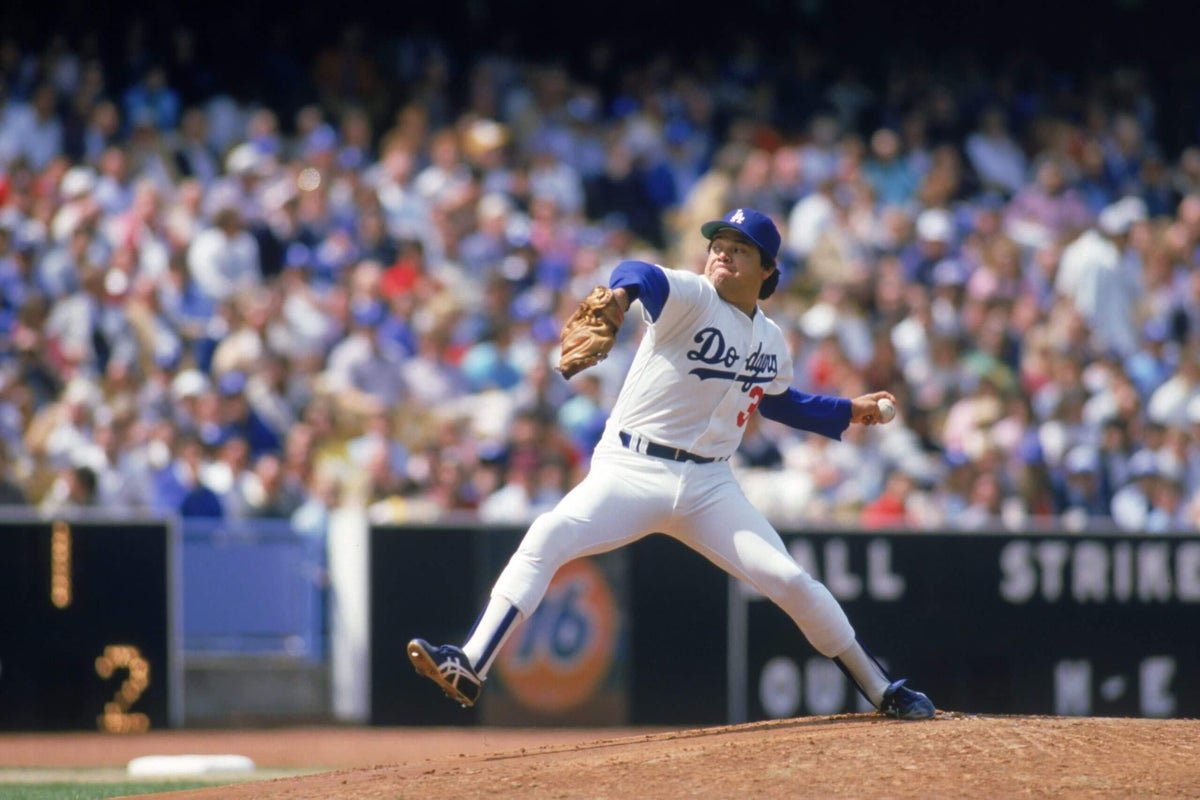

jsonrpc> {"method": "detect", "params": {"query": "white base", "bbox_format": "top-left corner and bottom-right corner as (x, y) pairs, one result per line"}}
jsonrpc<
(127, 754), (256, 777)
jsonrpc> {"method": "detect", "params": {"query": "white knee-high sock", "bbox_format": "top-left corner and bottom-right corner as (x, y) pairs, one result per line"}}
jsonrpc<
(834, 640), (892, 707)
(462, 596), (524, 679)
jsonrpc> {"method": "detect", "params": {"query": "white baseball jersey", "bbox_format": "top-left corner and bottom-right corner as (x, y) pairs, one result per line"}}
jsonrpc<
(487, 263), (858, 662)
(601, 268), (794, 459)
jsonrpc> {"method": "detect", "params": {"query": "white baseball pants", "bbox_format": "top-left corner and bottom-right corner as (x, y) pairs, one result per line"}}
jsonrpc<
(489, 442), (857, 658)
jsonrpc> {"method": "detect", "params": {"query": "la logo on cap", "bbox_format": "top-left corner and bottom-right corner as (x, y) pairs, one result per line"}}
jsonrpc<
(731, 209), (745, 224)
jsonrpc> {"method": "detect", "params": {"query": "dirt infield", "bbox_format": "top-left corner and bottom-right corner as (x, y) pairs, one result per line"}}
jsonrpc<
(4, 715), (1200, 799)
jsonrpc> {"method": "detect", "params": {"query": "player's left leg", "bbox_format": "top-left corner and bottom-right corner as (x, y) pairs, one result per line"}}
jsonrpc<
(670, 467), (934, 720)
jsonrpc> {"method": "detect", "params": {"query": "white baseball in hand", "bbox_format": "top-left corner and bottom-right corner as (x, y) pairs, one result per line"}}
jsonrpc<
(877, 398), (896, 423)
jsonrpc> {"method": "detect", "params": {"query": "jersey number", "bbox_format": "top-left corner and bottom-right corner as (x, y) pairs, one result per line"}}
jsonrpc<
(736, 386), (765, 428)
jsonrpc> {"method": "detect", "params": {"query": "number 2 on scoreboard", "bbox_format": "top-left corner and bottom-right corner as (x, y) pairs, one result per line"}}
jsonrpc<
(95, 645), (151, 733)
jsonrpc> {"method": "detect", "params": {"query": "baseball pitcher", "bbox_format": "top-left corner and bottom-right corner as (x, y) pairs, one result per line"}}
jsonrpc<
(408, 208), (935, 720)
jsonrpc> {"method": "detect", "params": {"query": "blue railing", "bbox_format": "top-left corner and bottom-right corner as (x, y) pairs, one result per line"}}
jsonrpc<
(181, 518), (326, 661)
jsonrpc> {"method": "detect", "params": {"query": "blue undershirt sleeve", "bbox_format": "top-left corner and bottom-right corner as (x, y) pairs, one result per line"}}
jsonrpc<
(608, 260), (669, 321)
(758, 388), (852, 441)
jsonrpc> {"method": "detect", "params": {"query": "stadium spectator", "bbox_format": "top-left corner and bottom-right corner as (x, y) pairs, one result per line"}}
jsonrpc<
(964, 107), (1028, 199)
(0, 440), (27, 506)
(1004, 157), (1091, 251)
(38, 463), (98, 515)
(187, 205), (262, 303)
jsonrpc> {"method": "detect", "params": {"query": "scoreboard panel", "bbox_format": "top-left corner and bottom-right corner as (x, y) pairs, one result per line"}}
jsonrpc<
(0, 518), (179, 731)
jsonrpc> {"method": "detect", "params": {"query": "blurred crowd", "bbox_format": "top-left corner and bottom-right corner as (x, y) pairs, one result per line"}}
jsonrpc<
(2, 25), (1200, 534)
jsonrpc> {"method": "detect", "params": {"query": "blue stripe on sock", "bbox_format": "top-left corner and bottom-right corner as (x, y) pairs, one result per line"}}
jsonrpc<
(476, 605), (519, 671)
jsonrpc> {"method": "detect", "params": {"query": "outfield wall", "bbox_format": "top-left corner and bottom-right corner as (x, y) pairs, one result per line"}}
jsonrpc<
(3, 516), (1196, 730)
(369, 526), (1200, 725)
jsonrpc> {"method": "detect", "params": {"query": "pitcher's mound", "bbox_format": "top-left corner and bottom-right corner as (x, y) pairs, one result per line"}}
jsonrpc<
(164, 713), (1200, 799)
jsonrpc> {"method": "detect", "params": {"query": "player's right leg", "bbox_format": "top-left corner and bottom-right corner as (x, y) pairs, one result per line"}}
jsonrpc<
(408, 448), (673, 707)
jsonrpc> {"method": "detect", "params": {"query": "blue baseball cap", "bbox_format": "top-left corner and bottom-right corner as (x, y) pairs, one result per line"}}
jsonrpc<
(701, 208), (781, 261)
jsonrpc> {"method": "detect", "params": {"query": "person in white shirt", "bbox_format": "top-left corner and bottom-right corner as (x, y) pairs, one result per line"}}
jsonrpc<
(1056, 197), (1146, 358)
(186, 206), (262, 303)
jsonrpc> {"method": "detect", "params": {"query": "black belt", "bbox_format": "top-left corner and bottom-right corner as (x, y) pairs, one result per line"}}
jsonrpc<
(619, 431), (729, 464)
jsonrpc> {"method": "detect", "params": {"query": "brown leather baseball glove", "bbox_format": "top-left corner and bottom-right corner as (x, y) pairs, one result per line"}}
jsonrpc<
(558, 285), (625, 379)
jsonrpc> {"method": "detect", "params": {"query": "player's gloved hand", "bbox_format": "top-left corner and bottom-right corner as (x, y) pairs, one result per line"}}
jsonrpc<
(558, 285), (625, 379)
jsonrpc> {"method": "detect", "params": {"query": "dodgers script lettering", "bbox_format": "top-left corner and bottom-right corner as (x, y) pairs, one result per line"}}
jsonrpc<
(686, 327), (779, 390)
